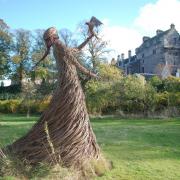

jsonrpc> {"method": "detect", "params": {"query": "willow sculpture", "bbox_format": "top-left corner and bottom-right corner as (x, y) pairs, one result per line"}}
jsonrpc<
(1, 18), (102, 167)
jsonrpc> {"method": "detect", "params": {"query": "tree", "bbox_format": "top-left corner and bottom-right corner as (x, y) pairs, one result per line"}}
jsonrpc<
(11, 29), (31, 87)
(79, 22), (109, 70)
(155, 63), (172, 78)
(0, 81), (4, 87)
(76, 22), (110, 89)
(59, 28), (77, 47)
(0, 19), (13, 78)
(21, 78), (36, 118)
(117, 75), (156, 114)
(163, 76), (180, 92)
(149, 76), (164, 92)
(31, 29), (56, 97)
(85, 63), (123, 114)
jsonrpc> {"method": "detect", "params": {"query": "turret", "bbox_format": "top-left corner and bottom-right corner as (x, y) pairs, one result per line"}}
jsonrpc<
(156, 29), (163, 35)
(170, 23), (175, 29)
(128, 50), (131, 63)
(143, 36), (150, 42)
(121, 53), (124, 60)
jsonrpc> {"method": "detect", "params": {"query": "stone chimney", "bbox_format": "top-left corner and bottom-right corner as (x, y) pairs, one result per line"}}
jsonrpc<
(156, 29), (163, 35)
(121, 53), (124, 60)
(128, 50), (131, 58)
(111, 58), (116, 65)
(170, 24), (175, 29)
(121, 53), (124, 61)
(135, 48), (139, 54)
(117, 55), (121, 61)
(143, 36), (150, 42)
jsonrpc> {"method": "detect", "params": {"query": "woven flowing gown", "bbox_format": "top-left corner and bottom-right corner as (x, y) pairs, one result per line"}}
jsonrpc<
(5, 39), (100, 167)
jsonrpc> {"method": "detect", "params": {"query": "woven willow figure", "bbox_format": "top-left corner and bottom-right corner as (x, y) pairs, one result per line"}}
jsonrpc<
(3, 25), (100, 167)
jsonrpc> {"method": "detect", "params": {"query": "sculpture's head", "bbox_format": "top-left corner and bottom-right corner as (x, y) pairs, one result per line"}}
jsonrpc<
(43, 27), (59, 48)
(39, 27), (59, 62)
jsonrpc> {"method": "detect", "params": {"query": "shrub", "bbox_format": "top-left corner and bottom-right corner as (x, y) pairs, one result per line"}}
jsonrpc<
(86, 74), (157, 115)
(36, 96), (51, 113)
(0, 97), (51, 114)
(155, 91), (180, 110)
(6, 99), (22, 113)
(0, 99), (22, 113)
(149, 76), (180, 93)
(163, 76), (180, 92)
(117, 75), (156, 114)
(168, 92), (180, 107)
(85, 64), (122, 114)
(149, 76), (164, 92)
(155, 92), (169, 110)
(0, 84), (21, 94)
(86, 80), (113, 114)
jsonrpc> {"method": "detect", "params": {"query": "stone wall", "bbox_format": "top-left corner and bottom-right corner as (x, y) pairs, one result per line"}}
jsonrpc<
(118, 24), (180, 76)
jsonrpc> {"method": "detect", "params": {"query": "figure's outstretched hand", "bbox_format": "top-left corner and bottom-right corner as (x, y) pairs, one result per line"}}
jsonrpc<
(77, 17), (102, 50)
(95, 73), (101, 81)
(85, 22), (95, 36)
(89, 70), (101, 80)
(85, 22), (99, 39)
(85, 16), (103, 39)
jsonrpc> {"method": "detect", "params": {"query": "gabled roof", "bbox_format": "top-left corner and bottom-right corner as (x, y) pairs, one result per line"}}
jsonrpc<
(139, 30), (170, 48)
(138, 25), (179, 50)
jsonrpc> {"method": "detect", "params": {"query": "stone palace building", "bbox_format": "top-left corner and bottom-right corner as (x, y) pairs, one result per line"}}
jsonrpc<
(116, 24), (180, 77)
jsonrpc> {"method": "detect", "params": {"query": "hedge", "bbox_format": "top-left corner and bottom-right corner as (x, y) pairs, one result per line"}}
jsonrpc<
(0, 98), (51, 114)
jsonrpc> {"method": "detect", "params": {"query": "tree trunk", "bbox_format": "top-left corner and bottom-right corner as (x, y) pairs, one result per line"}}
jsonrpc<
(26, 104), (30, 118)
(3, 39), (100, 167)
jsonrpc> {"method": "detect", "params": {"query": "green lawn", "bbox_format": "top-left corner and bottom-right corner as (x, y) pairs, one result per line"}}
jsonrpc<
(0, 114), (180, 180)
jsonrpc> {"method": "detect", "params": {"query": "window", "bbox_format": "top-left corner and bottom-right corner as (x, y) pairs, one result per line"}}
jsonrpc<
(142, 53), (144, 58)
(142, 67), (144, 73)
(174, 52), (178, 56)
(153, 49), (156, 55)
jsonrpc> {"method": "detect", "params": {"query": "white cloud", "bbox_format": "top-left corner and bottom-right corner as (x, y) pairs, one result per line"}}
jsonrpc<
(134, 0), (180, 36)
(0, 80), (11, 87)
(96, 0), (180, 60)
(101, 25), (142, 59)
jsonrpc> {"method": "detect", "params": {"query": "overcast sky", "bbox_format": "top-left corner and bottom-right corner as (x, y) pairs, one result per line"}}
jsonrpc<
(0, 0), (180, 59)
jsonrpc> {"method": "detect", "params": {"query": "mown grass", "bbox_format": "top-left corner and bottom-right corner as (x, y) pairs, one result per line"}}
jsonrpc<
(0, 114), (180, 180)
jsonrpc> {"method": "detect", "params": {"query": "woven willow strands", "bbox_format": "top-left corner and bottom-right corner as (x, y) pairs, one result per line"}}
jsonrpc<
(1, 29), (100, 168)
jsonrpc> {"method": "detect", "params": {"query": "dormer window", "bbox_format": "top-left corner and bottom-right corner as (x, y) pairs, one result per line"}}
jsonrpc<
(153, 49), (156, 55)
(142, 67), (144, 73)
(174, 52), (178, 56)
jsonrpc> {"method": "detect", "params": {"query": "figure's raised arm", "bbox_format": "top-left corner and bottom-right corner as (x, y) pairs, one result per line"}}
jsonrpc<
(54, 38), (97, 78)
(70, 55), (97, 78)
(77, 18), (96, 50)
(77, 17), (103, 50)
(77, 33), (94, 50)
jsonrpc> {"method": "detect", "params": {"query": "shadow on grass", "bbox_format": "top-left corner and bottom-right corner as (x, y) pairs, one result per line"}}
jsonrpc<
(0, 123), (34, 147)
(91, 117), (180, 125)
(0, 115), (180, 163)
(101, 142), (180, 161)
(92, 118), (180, 162)
(0, 114), (38, 122)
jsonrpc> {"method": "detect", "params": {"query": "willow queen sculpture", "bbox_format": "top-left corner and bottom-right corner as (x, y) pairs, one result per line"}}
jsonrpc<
(2, 18), (103, 168)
